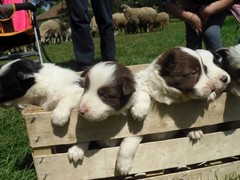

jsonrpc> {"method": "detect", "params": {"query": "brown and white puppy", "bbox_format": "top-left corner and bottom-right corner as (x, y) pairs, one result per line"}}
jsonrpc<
(215, 44), (240, 96)
(67, 61), (138, 175)
(0, 59), (83, 126)
(131, 47), (216, 121)
(77, 61), (135, 121)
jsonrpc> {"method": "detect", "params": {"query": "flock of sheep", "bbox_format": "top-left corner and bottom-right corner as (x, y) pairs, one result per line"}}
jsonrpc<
(39, 4), (170, 44)
(39, 18), (72, 45)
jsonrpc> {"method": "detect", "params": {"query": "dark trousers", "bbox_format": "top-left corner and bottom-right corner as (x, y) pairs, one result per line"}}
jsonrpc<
(66, 0), (116, 67)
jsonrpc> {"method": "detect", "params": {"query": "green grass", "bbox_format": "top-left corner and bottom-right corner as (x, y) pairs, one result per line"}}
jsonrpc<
(0, 16), (240, 180)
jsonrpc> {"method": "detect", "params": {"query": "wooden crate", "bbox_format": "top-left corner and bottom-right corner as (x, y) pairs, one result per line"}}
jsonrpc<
(21, 65), (240, 180)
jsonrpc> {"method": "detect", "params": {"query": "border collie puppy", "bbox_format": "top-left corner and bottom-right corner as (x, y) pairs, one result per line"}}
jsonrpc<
(215, 44), (240, 96)
(0, 59), (83, 126)
(67, 61), (138, 175)
(77, 61), (135, 121)
(131, 47), (216, 121)
(196, 49), (230, 96)
(184, 49), (231, 140)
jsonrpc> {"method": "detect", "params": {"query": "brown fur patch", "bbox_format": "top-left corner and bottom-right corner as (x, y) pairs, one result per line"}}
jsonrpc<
(156, 48), (202, 92)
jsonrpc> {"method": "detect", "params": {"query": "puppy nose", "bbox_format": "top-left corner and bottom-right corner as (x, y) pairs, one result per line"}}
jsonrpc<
(79, 106), (88, 115)
(221, 75), (228, 83)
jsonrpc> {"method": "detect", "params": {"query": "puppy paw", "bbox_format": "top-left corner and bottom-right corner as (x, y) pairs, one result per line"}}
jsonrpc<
(187, 130), (203, 140)
(207, 91), (217, 102)
(51, 110), (70, 127)
(116, 157), (132, 176)
(131, 103), (149, 121)
(68, 145), (85, 163)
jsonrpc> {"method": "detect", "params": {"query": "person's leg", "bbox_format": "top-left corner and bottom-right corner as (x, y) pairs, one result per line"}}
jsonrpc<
(185, 22), (202, 50)
(203, 11), (227, 53)
(91, 0), (116, 61)
(66, 0), (94, 69)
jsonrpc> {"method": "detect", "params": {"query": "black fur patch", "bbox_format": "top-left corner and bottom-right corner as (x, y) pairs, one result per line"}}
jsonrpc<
(0, 59), (42, 102)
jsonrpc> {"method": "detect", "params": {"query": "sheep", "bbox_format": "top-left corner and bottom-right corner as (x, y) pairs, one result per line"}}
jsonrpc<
(112, 12), (127, 33)
(154, 12), (170, 30)
(39, 18), (63, 44)
(121, 4), (157, 33)
(90, 16), (99, 37)
(62, 27), (72, 42)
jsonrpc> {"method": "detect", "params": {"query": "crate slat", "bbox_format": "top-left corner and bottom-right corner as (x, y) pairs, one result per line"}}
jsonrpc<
(145, 160), (240, 180)
(33, 128), (240, 180)
(23, 93), (240, 148)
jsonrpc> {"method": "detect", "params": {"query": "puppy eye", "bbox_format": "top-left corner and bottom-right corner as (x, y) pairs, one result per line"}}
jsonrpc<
(191, 71), (198, 76)
(100, 93), (117, 100)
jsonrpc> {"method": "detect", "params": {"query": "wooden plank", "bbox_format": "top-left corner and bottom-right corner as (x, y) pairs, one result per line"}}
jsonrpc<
(145, 160), (240, 180)
(22, 93), (240, 148)
(33, 128), (240, 180)
(33, 147), (52, 157)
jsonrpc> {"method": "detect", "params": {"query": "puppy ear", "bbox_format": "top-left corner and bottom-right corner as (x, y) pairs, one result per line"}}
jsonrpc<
(80, 66), (92, 77)
(213, 52), (223, 67)
(121, 77), (136, 96)
(18, 71), (34, 80)
(159, 50), (177, 76)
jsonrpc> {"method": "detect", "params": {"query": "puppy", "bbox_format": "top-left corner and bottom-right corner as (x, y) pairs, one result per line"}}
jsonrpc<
(215, 44), (240, 96)
(185, 49), (231, 140)
(67, 61), (139, 175)
(131, 47), (216, 121)
(0, 59), (83, 126)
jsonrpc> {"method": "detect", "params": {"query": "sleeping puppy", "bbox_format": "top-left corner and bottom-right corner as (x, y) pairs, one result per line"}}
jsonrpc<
(0, 59), (84, 126)
(67, 61), (138, 175)
(215, 44), (240, 96)
(131, 47), (216, 121)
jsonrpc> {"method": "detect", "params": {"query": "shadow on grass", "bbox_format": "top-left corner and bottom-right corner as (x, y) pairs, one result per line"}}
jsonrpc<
(16, 153), (35, 171)
(55, 58), (103, 71)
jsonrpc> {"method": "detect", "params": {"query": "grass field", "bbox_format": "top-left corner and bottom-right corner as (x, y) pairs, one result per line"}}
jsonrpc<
(0, 16), (239, 180)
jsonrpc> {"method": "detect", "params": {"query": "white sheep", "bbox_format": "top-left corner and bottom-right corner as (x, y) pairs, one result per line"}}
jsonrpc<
(90, 16), (99, 37)
(121, 4), (157, 33)
(154, 12), (170, 30)
(112, 12), (127, 33)
(62, 27), (72, 42)
(39, 18), (63, 44)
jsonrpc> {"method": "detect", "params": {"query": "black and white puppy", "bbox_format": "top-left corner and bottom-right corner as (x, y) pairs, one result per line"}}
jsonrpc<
(196, 49), (230, 96)
(67, 61), (139, 175)
(131, 47), (216, 121)
(0, 59), (84, 126)
(186, 49), (231, 140)
(215, 44), (240, 96)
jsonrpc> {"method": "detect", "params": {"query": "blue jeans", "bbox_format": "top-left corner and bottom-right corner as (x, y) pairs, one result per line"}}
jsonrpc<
(185, 10), (227, 52)
(66, 0), (116, 68)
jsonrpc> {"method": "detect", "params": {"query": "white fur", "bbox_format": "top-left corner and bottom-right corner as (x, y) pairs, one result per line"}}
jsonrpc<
(228, 44), (240, 69)
(222, 44), (240, 96)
